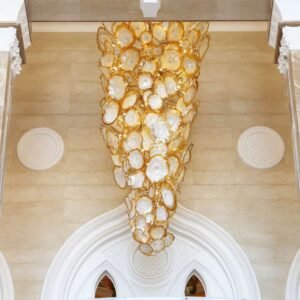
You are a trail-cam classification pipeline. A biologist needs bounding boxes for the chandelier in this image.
[97,21,209,255]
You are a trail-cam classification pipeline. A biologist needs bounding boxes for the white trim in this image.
[0,28,22,77]
[278,26,300,75]
[286,250,300,300]
[0,252,14,300]
[32,21,269,33]
[41,204,260,300]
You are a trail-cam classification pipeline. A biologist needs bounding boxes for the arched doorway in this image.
[41,204,261,300]
[185,274,206,297]
[95,275,116,298]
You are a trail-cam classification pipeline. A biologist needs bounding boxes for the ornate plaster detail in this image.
[9,33,22,77]
[17,128,64,171]
[41,204,260,300]
[130,247,170,279]
[279,27,300,75]
[286,250,300,300]
[238,126,285,169]
[0,252,14,300]
[0,28,22,77]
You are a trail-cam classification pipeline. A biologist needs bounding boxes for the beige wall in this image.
[28,0,271,22]
[0,31,299,300]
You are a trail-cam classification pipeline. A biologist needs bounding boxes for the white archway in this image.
[0,251,14,300]
[41,204,261,300]
[286,249,300,300]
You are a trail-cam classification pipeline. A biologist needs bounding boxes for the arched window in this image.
[185,274,206,297]
[95,275,116,298]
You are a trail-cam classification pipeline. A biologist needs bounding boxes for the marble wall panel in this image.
[0,31,299,300]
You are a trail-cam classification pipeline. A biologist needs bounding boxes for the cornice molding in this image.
[31,21,269,33]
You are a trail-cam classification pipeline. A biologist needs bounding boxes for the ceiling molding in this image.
[32,21,269,33]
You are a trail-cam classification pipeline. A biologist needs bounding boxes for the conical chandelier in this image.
[97,21,210,255]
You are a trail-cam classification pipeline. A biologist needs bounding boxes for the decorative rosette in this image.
[97,22,209,255]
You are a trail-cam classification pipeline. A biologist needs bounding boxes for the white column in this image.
[0,28,22,213]
[0,0,30,211]
[270,4,300,299]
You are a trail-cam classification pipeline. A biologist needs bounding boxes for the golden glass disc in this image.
[98,21,210,256]
[115,25,134,48]
[161,49,181,71]
[120,48,140,71]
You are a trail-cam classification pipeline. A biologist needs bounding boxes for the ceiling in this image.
[27,0,272,22]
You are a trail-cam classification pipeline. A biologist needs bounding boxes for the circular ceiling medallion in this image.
[237,126,285,169]
[17,128,64,171]
[130,246,170,279]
